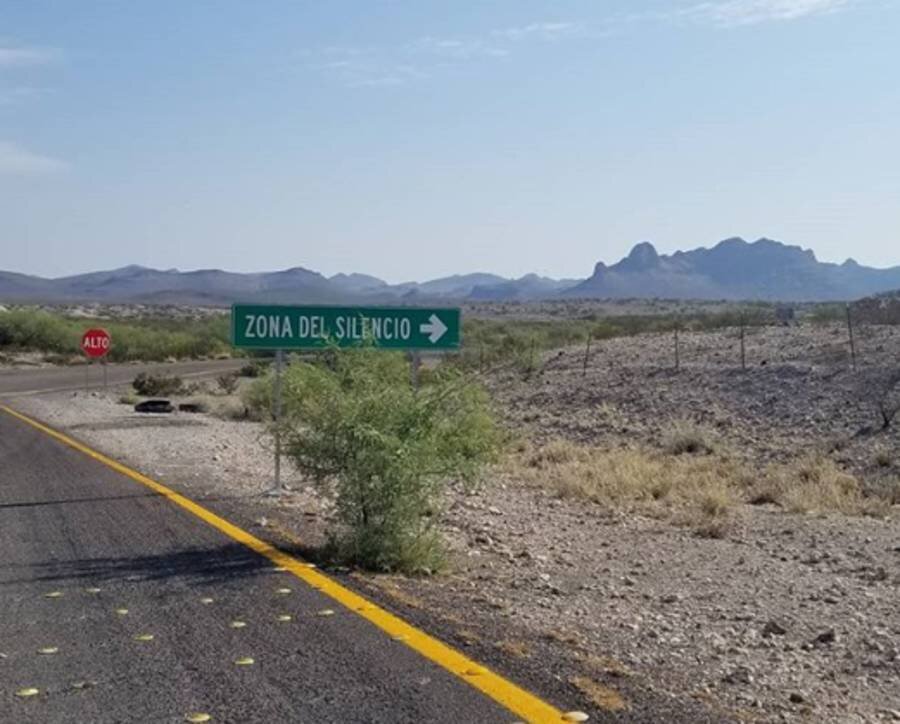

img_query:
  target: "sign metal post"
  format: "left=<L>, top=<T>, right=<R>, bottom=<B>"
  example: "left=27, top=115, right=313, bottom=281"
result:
left=271, top=349, right=285, bottom=495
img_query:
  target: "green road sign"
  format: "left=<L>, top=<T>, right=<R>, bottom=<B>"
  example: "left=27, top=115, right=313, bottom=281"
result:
left=231, top=304, right=461, bottom=351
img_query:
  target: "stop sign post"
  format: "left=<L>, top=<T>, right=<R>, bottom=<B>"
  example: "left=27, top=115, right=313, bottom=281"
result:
left=81, top=328, right=111, bottom=389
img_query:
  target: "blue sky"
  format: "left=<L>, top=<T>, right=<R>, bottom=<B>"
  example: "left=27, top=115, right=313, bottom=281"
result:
left=1, top=0, right=898, bottom=282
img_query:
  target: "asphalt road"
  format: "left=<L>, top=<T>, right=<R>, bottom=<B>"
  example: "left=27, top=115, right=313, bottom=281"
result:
left=0, top=358, right=244, bottom=398
left=0, top=409, right=534, bottom=723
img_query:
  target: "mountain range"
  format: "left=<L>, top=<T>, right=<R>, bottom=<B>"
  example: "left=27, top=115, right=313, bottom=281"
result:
left=2, top=238, right=899, bottom=305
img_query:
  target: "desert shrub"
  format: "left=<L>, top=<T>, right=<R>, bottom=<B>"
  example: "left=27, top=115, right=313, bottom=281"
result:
left=242, top=373, right=274, bottom=421
left=0, top=308, right=230, bottom=361
left=278, top=346, right=501, bottom=573
left=874, top=371, right=900, bottom=430
left=118, top=392, right=140, bottom=405
left=661, top=421, right=716, bottom=455
left=212, top=398, right=250, bottom=421
left=132, top=372, right=184, bottom=397
left=216, top=372, right=239, bottom=395
left=238, top=360, right=269, bottom=378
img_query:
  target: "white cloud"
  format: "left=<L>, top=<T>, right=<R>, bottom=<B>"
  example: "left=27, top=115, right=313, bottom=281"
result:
left=314, top=54, right=429, bottom=88
left=681, top=0, right=854, bottom=26
left=411, top=36, right=510, bottom=60
left=0, top=141, right=66, bottom=175
left=310, top=19, right=585, bottom=87
left=0, top=45, right=59, bottom=68
left=491, top=21, right=583, bottom=41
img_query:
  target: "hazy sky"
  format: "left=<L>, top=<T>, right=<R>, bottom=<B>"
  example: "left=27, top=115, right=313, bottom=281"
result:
left=1, top=0, right=898, bottom=282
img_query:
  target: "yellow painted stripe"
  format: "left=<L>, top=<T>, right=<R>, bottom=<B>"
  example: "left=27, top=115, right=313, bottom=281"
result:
left=1, top=404, right=565, bottom=723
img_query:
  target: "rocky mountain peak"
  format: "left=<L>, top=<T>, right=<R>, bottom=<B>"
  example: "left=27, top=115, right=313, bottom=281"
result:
left=617, top=242, right=660, bottom=272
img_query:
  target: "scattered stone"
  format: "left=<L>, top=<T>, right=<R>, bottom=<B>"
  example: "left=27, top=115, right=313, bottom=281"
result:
left=722, top=667, right=754, bottom=685
left=762, top=620, right=788, bottom=637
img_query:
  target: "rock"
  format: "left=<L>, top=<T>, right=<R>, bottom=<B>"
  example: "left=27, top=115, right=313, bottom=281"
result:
left=723, top=666, right=754, bottom=685
left=789, top=692, right=806, bottom=704
left=762, top=620, right=788, bottom=637
left=813, top=629, right=837, bottom=646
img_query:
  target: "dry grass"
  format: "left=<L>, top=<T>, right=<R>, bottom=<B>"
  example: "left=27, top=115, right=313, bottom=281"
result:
left=569, top=676, right=629, bottom=712
left=512, top=441, right=896, bottom=532
left=576, top=652, right=633, bottom=679
left=661, top=420, right=718, bottom=456
left=753, top=455, right=891, bottom=517
left=496, top=639, right=531, bottom=659
left=514, top=439, right=742, bottom=535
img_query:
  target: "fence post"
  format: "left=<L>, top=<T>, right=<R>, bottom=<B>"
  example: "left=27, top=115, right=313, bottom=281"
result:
left=674, top=324, right=680, bottom=372
left=740, top=314, right=746, bottom=371
left=582, top=333, right=592, bottom=377
left=479, top=344, right=485, bottom=373
left=846, top=304, right=857, bottom=371
left=528, top=338, right=536, bottom=376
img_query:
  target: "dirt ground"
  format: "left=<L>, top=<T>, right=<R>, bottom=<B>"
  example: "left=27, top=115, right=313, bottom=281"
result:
left=9, top=321, right=900, bottom=723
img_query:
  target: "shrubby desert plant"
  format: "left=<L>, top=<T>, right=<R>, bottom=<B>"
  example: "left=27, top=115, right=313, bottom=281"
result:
left=0, top=308, right=230, bottom=361
left=238, top=360, right=269, bottom=378
left=661, top=420, right=717, bottom=456
left=874, top=371, right=900, bottom=430
left=277, top=346, right=501, bottom=573
left=216, top=372, right=239, bottom=395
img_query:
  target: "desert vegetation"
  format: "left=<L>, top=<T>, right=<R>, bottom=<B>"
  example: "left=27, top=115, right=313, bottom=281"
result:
left=270, top=346, right=501, bottom=573
left=0, top=307, right=232, bottom=362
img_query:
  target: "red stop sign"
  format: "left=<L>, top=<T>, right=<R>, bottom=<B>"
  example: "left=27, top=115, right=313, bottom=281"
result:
left=81, top=328, right=111, bottom=359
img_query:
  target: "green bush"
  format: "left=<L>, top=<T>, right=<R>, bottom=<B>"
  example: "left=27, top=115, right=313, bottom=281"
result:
left=278, top=346, right=501, bottom=573
left=132, top=372, right=185, bottom=397
left=0, top=308, right=231, bottom=362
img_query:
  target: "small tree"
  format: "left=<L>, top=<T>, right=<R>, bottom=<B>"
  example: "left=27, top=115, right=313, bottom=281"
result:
left=875, top=370, right=900, bottom=430
left=279, top=346, right=500, bottom=573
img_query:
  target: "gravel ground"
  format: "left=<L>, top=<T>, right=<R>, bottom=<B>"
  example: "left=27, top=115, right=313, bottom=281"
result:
left=10, top=322, right=900, bottom=723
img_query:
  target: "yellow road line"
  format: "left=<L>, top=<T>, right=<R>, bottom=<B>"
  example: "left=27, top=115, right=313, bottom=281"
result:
left=1, top=404, right=566, bottom=723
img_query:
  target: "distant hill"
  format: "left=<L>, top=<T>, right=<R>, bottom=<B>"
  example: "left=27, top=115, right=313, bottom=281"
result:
left=565, top=238, right=900, bottom=302
left=2, top=237, right=898, bottom=305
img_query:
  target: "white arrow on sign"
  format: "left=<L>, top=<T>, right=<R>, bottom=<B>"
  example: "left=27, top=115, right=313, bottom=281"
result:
left=420, top=314, right=448, bottom=344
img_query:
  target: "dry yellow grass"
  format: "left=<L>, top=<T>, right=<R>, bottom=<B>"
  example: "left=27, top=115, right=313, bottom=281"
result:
left=513, top=439, right=743, bottom=535
left=510, top=440, right=894, bottom=532
left=496, top=639, right=531, bottom=659
left=570, top=676, right=629, bottom=712
left=763, top=455, right=890, bottom=517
